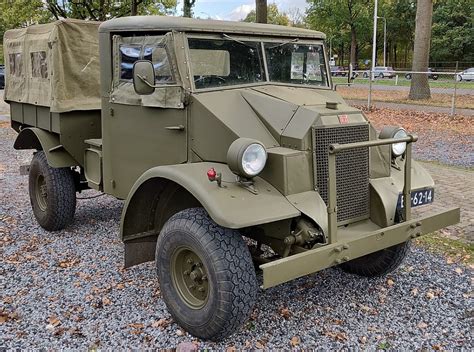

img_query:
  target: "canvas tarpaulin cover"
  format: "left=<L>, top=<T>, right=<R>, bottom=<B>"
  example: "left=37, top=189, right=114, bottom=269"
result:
left=3, top=19, right=101, bottom=113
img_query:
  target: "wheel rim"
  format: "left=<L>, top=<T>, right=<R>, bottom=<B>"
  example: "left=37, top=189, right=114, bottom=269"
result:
left=171, top=246, right=209, bottom=309
left=35, top=174, right=48, bottom=211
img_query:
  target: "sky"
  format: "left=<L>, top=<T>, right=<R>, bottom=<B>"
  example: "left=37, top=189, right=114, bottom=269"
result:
left=175, top=0, right=309, bottom=21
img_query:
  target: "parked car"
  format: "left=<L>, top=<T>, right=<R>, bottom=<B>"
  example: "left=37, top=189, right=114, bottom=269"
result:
left=0, top=66, right=5, bottom=89
left=456, top=67, right=474, bottom=81
left=363, top=66, right=395, bottom=79
left=330, top=65, right=347, bottom=77
left=405, top=68, right=439, bottom=80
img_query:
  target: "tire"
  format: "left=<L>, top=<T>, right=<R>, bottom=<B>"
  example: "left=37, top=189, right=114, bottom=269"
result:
left=456, top=75, right=462, bottom=82
left=28, top=151, right=76, bottom=231
left=378, top=73, right=384, bottom=78
left=363, top=72, right=368, bottom=78
left=339, top=241, right=410, bottom=277
left=155, top=208, right=258, bottom=341
left=405, top=74, right=412, bottom=80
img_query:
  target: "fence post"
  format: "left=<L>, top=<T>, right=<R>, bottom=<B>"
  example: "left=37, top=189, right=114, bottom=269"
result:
left=451, top=61, right=459, bottom=116
left=367, top=70, right=373, bottom=109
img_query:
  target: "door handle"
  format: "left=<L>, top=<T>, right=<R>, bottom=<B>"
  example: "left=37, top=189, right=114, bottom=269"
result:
left=165, top=125, right=185, bottom=131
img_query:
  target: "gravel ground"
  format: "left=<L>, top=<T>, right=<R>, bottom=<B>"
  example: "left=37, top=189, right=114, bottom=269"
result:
left=1, top=102, right=473, bottom=349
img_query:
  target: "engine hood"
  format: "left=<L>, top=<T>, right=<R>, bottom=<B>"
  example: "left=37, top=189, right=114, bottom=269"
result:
left=189, top=84, right=365, bottom=162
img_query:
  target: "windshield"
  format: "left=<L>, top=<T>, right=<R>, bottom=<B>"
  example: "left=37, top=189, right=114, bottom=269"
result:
left=188, top=37, right=329, bottom=89
left=264, top=42, right=328, bottom=87
left=188, top=38, right=265, bottom=89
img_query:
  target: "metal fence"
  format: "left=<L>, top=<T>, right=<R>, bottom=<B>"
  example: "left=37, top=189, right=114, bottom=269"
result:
left=333, top=68, right=474, bottom=116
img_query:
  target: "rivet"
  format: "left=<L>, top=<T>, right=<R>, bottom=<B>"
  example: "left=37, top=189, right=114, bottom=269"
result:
left=334, top=247, right=342, bottom=253
left=410, top=224, right=417, bottom=229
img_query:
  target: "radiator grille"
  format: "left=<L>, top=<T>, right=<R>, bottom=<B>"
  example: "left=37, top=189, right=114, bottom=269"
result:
left=313, top=124, right=370, bottom=223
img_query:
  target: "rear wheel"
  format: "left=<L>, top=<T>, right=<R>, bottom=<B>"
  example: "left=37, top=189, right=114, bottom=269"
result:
left=339, top=241, right=410, bottom=277
left=29, top=151, right=76, bottom=231
left=155, top=208, right=258, bottom=341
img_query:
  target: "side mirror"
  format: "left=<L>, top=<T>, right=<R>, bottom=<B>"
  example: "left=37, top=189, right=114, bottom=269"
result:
left=348, top=63, right=354, bottom=83
left=133, top=60, right=155, bottom=95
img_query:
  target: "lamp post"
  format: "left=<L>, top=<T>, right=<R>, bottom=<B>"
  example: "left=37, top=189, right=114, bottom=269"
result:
left=368, top=0, right=378, bottom=108
left=378, top=16, right=387, bottom=67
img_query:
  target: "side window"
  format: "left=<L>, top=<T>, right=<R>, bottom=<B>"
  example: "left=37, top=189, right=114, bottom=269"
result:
left=147, top=46, right=174, bottom=84
left=120, top=44, right=174, bottom=84
left=30, top=51, right=48, bottom=79
left=120, top=45, right=141, bottom=80
left=8, top=53, right=23, bottom=77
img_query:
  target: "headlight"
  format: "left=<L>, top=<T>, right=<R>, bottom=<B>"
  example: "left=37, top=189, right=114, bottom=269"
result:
left=227, top=138, right=267, bottom=178
left=379, top=126, right=408, bottom=157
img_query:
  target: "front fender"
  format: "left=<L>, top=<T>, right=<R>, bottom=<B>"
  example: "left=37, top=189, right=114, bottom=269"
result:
left=370, top=160, right=435, bottom=227
left=14, top=128, right=77, bottom=168
left=121, top=162, right=301, bottom=235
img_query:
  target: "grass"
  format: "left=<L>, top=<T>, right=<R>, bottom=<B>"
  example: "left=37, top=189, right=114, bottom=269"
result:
left=333, top=76, right=474, bottom=89
left=337, top=86, right=474, bottom=109
left=415, top=233, right=473, bottom=266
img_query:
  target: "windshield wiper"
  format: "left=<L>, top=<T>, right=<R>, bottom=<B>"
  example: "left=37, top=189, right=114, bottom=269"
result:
left=221, top=33, right=256, bottom=48
left=267, top=38, right=299, bottom=49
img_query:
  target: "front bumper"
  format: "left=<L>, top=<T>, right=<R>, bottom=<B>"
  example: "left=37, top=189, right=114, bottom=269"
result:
left=260, top=207, right=460, bottom=288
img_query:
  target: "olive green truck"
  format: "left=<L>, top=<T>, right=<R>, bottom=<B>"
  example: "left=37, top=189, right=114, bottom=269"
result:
left=3, top=17, right=460, bottom=340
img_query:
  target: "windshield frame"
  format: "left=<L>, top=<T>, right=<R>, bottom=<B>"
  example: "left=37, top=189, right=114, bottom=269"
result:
left=185, top=33, right=332, bottom=92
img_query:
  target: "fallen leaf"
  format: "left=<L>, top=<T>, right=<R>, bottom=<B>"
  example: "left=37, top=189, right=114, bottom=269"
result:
left=417, top=322, right=428, bottom=329
left=151, top=318, right=171, bottom=329
left=128, top=323, right=144, bottom=329
left=176, top=329, right=185, bottom=336
left=102, top=297, right=111, bottom=305
left=255, top=340, right=265, bottom=349
left=359, top=336, right=367, bottom=344
left=48, top=316, right=61, bottom=327
left=386, top=278, right=395, bottom=287
left=454, top=267, right=462, bottom=274
left=290, top=336, right=300, bottom=347
left=426, top=291, right=436, bottom=300
left=279, top=307, right=291, bottom=319
left=411, top=288, right=419, bottom=296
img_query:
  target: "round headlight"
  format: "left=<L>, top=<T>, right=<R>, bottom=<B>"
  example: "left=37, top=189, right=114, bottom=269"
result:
left=379, top=126, right=408, bottom=157
left=227, top=138, right=267, bottom=178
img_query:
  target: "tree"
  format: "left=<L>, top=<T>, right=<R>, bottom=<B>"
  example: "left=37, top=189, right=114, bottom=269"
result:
left=256, top=0, right=267, bottom=24
left=183, top=0, right=196, bottom=18
left=409, top=0, right=433, bottom=100
left=244, top=4, right=289, bottom=26
left=306, top=0, right=370, bottom=68
left=44, top=0, right=177, bottom=21
left=430, top=0, right=474, bottom=64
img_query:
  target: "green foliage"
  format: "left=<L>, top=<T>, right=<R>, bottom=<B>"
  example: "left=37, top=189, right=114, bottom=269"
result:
left=243, top=4, right=290, bottom=26
left=431, top=0, right=474, bottom=63
left=44, top=0, right=177, bottom=21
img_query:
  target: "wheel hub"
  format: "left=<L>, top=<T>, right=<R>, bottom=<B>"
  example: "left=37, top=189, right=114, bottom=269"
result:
left=35, top=174, right=48, bottom=211
left=172, top=247, right=209, bottom=309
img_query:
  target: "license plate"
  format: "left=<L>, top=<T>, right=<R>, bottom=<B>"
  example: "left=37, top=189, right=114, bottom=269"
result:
left=397, top=188, right=434, bottom=209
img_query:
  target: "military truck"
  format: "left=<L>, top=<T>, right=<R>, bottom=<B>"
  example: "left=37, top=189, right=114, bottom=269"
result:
left=3, top=17, right=459, bottom=340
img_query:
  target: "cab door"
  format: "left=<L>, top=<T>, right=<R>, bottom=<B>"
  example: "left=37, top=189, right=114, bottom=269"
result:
left=102, top=34, right=187, bottom=199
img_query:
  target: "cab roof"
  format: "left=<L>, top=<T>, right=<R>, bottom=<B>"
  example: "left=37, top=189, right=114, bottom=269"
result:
left=99, top=16, right=326, bottom=40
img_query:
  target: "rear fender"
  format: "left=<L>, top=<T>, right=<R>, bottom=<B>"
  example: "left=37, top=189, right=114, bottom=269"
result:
left=14, top=128, right=77, bottom=168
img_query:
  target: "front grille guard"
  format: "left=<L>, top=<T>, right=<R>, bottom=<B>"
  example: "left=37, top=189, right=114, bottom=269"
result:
left=326, top=134, right=418, bottom=244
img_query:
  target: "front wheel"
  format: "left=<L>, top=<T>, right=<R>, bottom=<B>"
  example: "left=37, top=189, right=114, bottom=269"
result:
left=339, top=241, right=410, bottom=277
left=28, top=151, right=76, bottom=231
left=156, top=208, right=258, bottom=341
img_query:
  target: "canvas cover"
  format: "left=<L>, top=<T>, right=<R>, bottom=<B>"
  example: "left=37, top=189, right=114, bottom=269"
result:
left=3, top=19, right=101, bottom=113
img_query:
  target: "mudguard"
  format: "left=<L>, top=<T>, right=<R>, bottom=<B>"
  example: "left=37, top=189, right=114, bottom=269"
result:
left=120, top=162, right=301, bottom=236
left=14, top=128, right=77, bottom=168
left=370, top=160, right=435, bottom=227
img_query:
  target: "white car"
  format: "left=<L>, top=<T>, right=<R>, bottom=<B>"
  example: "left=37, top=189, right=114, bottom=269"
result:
left=457, top=67, right=474, bottom=81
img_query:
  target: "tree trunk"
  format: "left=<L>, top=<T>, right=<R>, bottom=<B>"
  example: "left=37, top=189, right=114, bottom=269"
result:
left=350, top=25, right=357, bottom=68
left=409, top=0, right=433, bottom=100
left=131, top=0, right=138, bottom=16
left=256, top=0, right=267, bottom=23
left=183, top=0, right=196, bottom=18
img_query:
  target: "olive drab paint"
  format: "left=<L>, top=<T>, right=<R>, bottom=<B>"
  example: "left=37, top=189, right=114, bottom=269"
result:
left=4, top=16, right=460, bottom=289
